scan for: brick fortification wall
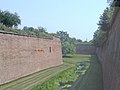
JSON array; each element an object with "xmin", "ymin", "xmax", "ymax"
[
  {"xmin": 96, "ymin": 8, "xmax": 120, "ymax": 90},
  {"xmin": 0, "ymin": 32, "xmax": 63, "ymax": 84},
  {"xmin": 76, "ymin": 44, "xmax": 96, "ymax": 54}
]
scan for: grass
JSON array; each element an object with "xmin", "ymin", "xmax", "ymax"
[
  {"xmin": 69, "ymin": 55, "xmax": 104, "ymax": 90},
  {"xmin": 0, "ymin": 64, "xmax": 72, "ymax": 90},
  {"xmin": 0, "ymin": 54, "xmax": 103, "ymax": 90},
  {"xmin": 31, "ymin": 54, "xmax": 91, "ymax": 90},
  {"xmin": 31, "ymin": 66, "xmax": 78, "ymax": 90},
  {"xmin": 63, "ymin": 54, "xmax": 91, "ymax": 64}
]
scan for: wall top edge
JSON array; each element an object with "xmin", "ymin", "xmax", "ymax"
[{"xmin": 0, "ymin": 30, "xmax": 57, "ymax": 40}]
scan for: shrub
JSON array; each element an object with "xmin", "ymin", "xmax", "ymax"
[
  {"xmin": 0, "ymin": 23, "xmax": 8, "ymax": 31},
  {"xmin": 93, "ymin": 30, "xmax": 107, "ymax": 47}
]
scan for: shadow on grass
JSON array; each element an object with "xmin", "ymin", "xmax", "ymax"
[{"xmin": 63, "ymin": 55, "xmax": 73, "ymax": 58}]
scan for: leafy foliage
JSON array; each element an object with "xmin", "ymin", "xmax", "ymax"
[
  {"xmin": 93, "ymin": 6, "xmax": 114, "ymax": 46},
  {"xmin": 62, "ymin": 42, "xmax": 76, "ymax": 56},
  {"xmin": 76, "ymin": 39, "xmax": 82, "ymax": 43},
  {"xmin": 32, "ymin": 61, "xmax": 89, "ymax": 90},
  {"xmin": 56, "ymin": 31, "xmax": 77, "ymax": 56},
  {"xmin": 31, "ymin": 67, "xmax": 77, "ymax": 90},
  {"xmin": 97, "ymin": 7, "xmax": 114, "ymax": 31},
  {"xmin": 0, "ymin": 24, "xmax": 53, "ymax": 39},
  {"xmin": 108, "ymin": 0, "xmax": 120, "ymax": 7},
  {"xmin": 0, "ymin": 23, "xmax": 8, "ymax": 30},
  {"xmin": 56, "ymin": 31, "xmax": 92, "ymax": 55},
  {"xmin": 93, "ymin": 30, "xmax": 107, "ymax": 47},
  {"xmin": 22, "ymin": 26, "xmax": 51, "ymax": 37},
  {"xmin": 0, "ymin": 10, "xmax": 52, "ymax": 39},
  {"xmin": 0, "ymin": 10, "xmax": 21, "ymax": 27}
]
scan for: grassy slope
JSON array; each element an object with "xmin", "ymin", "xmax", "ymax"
[
  {"xmin": 0, "ymin": 64, "xmax": 72, "ymax": 90},
  {"xmin": 0, "ymin": 55, "xmax": 103, "ymax": 90},
  {"xmin": 69, "ymin": 55, "xmax": 104, "ymax": 90}
]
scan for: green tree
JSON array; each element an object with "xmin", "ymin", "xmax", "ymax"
[
  {"xmin": 77, "ymin": 39, "xmax": 82, "ymax": 43},
  {"xmin": 62, "ymin": 42, "xmax": 76, "ymax": 56},
  {"xmin": 38, "ymin": 26, "xmax": 47, "ymax": 33},
  {"xmin": 93, "ymin": 6, "xmax": 114, "ymax": 46},
  {"xmin": 57, "ymin": 31, "xmax": 69, "ymax": 43},
  {"xmin": 97, "ymin": 7, "xmax": 113, "ymax": 31},
  {"xmin": 56, "ymin": 31, "xmax": 76, "ymax": 56},
  {"xmin": 93, "ymin": 30, "xmax": 107, "ymax": 46},
  {"xmin": 0, "ymin": 10, "xmax": 21, "ymax": 27},
  {"xmin": 0, "ymin": 10, "xmax": 4, "ymax": 23}
]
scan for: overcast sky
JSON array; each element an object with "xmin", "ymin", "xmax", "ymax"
[{"xmin": 0, "ymin": 0, "xmax": 108, "ymax": 41}]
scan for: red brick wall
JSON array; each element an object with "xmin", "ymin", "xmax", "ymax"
[
  {"xmin": 0, "ymin": 33, "xmax": 63, "ymax": 84},
  {"xmin": 96, "ymin": 8, "xmax": 120, "ymax": 90},
  {"xmin": 76, "ymin": 44, "xmax": 96, "ymax": 54}
]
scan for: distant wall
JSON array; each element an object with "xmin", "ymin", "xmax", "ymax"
[
  {"xmin": 96, "ymin": 8, "xmax": 120, "ymax": 90},
  {"xmin": 0, "ymin": 32, "xmax": 63, "ymax": 84},
  {"xmin": 76, "ymin": 44, "xmax": 96, "ymax": 54}
]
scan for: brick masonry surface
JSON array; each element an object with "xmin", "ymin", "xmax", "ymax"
[
  {"xmin": 96, "ymin": 8, "xmax": 120, "ymax": 90},
  {"xmin": 76, "ymin": 44, "xmax": 96, "ymax": 54},
  {"xmin": 0, "ymin": 33, "xmax": 63, "ymax": 84}
]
